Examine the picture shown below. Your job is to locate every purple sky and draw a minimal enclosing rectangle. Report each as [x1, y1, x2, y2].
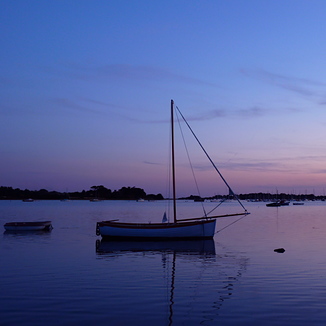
[2, 1, 326, 197]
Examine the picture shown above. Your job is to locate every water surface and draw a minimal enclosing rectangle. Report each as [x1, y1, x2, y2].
[1, 200, 326, 325]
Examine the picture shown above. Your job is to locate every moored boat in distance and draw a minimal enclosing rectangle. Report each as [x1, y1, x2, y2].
[266, 202, 281, 207]
[266, 200, 290, 207]
[4, 221, 53, 232]
[96, 100, 249, 240]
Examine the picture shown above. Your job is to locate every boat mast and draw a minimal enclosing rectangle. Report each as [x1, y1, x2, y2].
[171, 99, 177, 223]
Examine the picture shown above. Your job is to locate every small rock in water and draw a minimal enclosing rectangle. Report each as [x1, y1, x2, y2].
[274, 248, 285, 253]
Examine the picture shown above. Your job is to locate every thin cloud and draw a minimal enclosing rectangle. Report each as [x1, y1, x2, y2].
[51, 97, 135, 121]
[174, 105, 268, 123]
[51, 98, 104, 115]
[234, 107, 266, 118]
[217, 161, 287, 173]
[176, 160, 283, 173]
[81, 97, 132, 112]
[179, 109, 227, 122]
[188, 153, 326, 174]
[44, 62, 215, 86]
[221, 154, 326, 174]
[313, 169, 326, 174]
[113, 151, 326, 176]
[143, 161, 163, 165]
[98, 64, 215, 86]
[241, 68, 325, 97]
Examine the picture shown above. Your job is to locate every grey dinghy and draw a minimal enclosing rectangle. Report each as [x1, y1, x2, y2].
[4, 221, 53, 231]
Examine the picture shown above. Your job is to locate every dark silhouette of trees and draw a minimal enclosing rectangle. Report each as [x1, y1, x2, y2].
[90, 185, 112, 199]
[0, 185, 163, 200]
[146, 193, 164, 200]
[111, 186, 146, 200]
[0, 185, 324, 201]
[0, 186, 62, 200]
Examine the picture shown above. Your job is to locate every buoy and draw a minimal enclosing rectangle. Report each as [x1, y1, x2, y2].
[274, 248, 285, 253]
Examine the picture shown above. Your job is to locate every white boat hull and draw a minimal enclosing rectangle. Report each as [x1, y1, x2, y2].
[97, 220, 216, 240]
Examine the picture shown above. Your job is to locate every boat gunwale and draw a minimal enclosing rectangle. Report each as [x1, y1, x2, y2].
[97, 219, 216, 230]
[99, 235, 215, 240]
[4, 221, 52, 227]
[3, 221, 53, 232]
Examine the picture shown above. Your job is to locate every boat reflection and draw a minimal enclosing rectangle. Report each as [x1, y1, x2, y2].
[95, 239, 248, 325]
[95, 238, 216, 255]
[3, 229, 52, 236]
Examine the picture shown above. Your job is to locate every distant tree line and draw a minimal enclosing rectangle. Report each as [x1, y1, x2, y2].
[181, 192, 325, 201]
[236, 192, 324, 201]
[0, 185, 164, 201]
[0, 186, 324, 201]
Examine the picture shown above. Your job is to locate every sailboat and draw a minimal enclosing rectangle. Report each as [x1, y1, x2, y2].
[96, 100, 249, 240]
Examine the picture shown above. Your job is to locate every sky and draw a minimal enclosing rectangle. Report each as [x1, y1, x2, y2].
[2, 0, 326, 197]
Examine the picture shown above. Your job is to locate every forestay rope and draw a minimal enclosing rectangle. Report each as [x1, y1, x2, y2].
[175, 106, 248, 213]
[175, 109, 208, 217]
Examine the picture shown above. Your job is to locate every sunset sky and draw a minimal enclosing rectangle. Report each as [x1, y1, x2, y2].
[2, 1, 326, 197]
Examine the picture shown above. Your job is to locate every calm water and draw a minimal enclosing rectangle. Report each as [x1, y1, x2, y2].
[1, 200, 326, 325]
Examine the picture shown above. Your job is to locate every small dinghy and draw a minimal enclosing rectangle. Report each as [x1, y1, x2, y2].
[4, 221, 53, 232]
